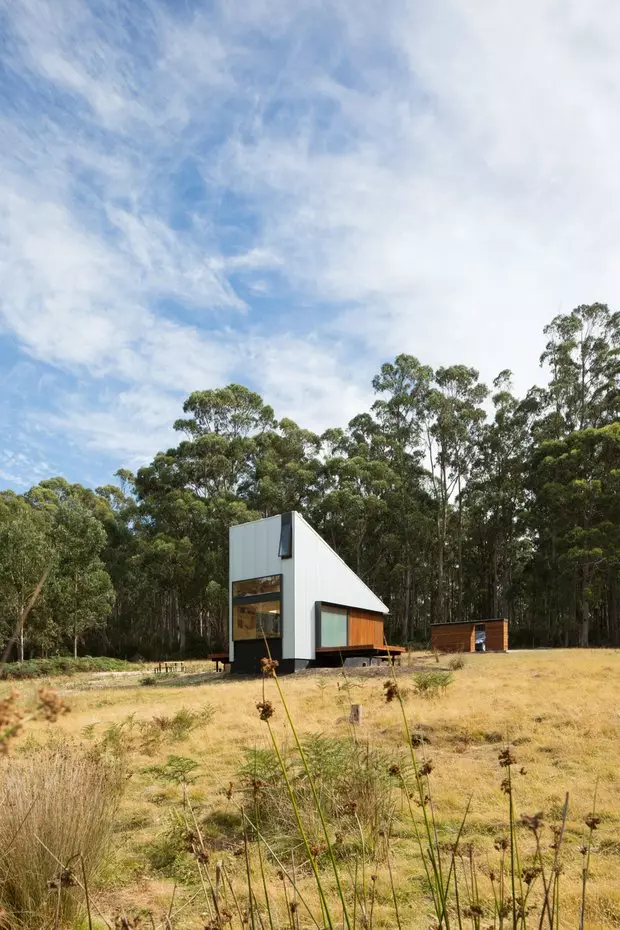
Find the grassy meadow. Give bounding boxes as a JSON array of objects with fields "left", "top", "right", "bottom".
[{"left": 2, "top": 649, "right": 620, "bottom": 929}]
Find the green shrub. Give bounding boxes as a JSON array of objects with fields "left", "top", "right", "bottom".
[
  {"left": 448, "top": 654, "right": 466, "bottom": 671},
  {"left": 239, "top": 733, "right": 393, "bottom": 858},
  {"left": 144, "top": 755, "right": 200, "bottom": 785},
  {"left": 413, "top": 669, "right": 454, "bottom": 698},
  {"left": 146, "top": 811, "right": 196, "bottom": 884},
  {"left": 143, "top": 705, "right": 213, "bottom": 742},
  {"left": 0, "top": 656, "right": 133, "bottom": 680}
]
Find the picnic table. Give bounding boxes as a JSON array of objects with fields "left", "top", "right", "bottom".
[{"left": 152, "top": 660, "right": 186, "bottom": 675}]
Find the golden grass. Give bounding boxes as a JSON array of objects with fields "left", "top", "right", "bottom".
[
  {"left": 0, "top": 743, "right": 123, "bottom": 927},
  {"left": 3, "top": 649, "right": 620, "bottom": 929}
]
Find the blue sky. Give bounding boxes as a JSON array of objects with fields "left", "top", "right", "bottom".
[{"left": 1, "top": 0, "right": 619, "bottom": 490}]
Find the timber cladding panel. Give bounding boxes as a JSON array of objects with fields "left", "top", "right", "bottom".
[
  {"left": 486, "top": 619, "right": 508, "bottom": 652},
  {"left": 431, "top": 622, "right": 475, "bottom": 653},
  {"left": 430, "top": 619, "right": 509, "bottom": 653},
  {"left": 348, "top": 608, "right": 385, "bottom": 647}
]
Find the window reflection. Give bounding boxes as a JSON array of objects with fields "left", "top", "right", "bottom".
[
  {"left": 233, "top": 602, "right": 282, "bottom": 640},
  {"left": 232, "top": 575, "right": 281, "bottom": 598}
]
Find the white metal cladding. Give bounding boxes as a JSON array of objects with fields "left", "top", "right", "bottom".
[
  {"left": 228, "top": 515, "right": 295, "bottom": 661},
  {"left": 292, "top": 512, "right": 388, "bottom": 661},
  {"left": 229, "top": 512, "right": 388, "bottom": 662}
]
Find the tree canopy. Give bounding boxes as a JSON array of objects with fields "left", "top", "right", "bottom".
[{"left": 2, "top": 303, "right": 620, "bottom": 659}]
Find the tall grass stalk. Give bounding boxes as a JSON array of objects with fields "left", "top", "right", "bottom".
[{"left": 265, "top": 661, "right": 353, "bottom": 930}]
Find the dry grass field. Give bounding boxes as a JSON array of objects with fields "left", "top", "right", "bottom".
[{"left": 2, "top": 649, "right": 620, "bottom": 929}]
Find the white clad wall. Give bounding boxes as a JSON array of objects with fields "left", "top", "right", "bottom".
[
  {"left": 293, "top": 513, "right": 388, "bottom": 661},
  {"left": 228, "top": 516, "right": 295, "bottom": 661}
]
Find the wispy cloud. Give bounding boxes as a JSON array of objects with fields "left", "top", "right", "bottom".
[{"left": 1, "top": 0, "right": 619, "bottom": 487}]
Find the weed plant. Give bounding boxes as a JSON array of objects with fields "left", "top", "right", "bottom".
[{"left": 413, "top": 669, "right": 454, "bottom": 698}]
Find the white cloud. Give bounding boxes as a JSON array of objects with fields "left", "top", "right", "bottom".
[{"left": 2, "top": 0, "right": 620, "bottom": 481}]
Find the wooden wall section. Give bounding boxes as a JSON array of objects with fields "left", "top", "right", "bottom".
[
  {"left": 348, "top": 608, "right": 385, "bottom": 647},
  {"left": 486, "top": 619, "right": 508, "bottom": 652},
  {"left": 431, "top": 622, "right": 475, "bottom": 653}
]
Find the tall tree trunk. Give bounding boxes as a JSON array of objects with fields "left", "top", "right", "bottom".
[
  {"left": 492, "top": 541, "right": 500, "bottom": 618},
  {"left": 580, "top": 575, "right": 590, "bottom": 648},
  {"left": 457, "top": 478, "right": 463, "bottom": 621},
  {"left": 74, "top": 631, "right": 78, "bottom": 659},
  {"left": 402, "top": 563, "right": 411, "bottom": 643},
  {"left": 19, "top": 614, "right": 24, "bottom": 663}
]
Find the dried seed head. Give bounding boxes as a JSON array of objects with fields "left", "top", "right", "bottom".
[
  {"left": 383, "top": 680, "right": 399, "bottom": 703},
  {"left": 522, "top": 865, "right": 541, "bottom": 886},
  {"left": 260, "top": 657, "right": 279, "bottom": 677},
  {"left": 256, "top": 700, "right": 274, "bottom": 721},
  {"left": 289, "top": 902, "right": 299, "bottom": 914},
  {"left": 498, "top": 747, "right": 517, "bottom": 768},
  {"left": 37, "top": 687, "right": 70, "bottom": 722},
  {"left": 585, "top": 814, "right": 601, "bottom": 832},
  {"left": 520, "top": 812, "right": 544, "bottom": 833},
  {"left": 419, "top": 759, "right": 434, "bottom": 777},
  {"left": 494, "top": 836, "right": 509, "bottom": 852},
  {"left": 500, "top": 776, "right": 511, "bottom": 795},
  {"left": 47, "top": 869, "right": 76, "bottom": 889},
  {"left": 463, "top": 904, "right": 484, "bottom": 918},
  {"left": 0, "top": 690, "right": 23, "bottom": 755},
  {"left": 388, "top": 763, "right": 401, "bottom": 777}
]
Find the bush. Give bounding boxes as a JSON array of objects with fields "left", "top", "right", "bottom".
[
  {"left": 0, "top": 656, "right": 133, "bottom": 680},
  {"left": 239, "top": 734, "right": 393, "bottom": 858},
  {"left": 0, "top": 744, "right": 123, "bottom": 927},
  {"left": 448, "top": 654, "right": 466, "bottom": 671},
  {"left": 413, "top": 669, "right": 454, "bottom": 698},
  {"left": 142, "top": 706, "right": 214, "bottom": 743}
]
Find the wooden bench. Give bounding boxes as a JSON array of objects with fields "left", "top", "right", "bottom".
[{"left": 207, "top": 652, "right": 230, "bottom": 672}]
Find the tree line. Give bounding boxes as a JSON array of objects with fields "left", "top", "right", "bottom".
[{"left": 2, "top": 302, "right": 620, "bottom": 660}]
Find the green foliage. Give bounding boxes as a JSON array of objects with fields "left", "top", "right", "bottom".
[
  {"left": 146, "top": 810, "right": 197, "bottom": 883},
  {"left": 448, "top": 654, "right": 466, "bottom": 671},
  {"left": 144, "top": 706, "right": 214, "bottom": 742},
  {"left": 0, "top": 655, "right": 132, "bottom": 680},
  {"left": 239, "top": 734, "right": 394, "bottom": 857},
  {"left": 413, "top": 670, "right": 454, "bottom": 698},
  {"left": 144, "top": 755, "right": 200, "bottom": 785},
  {"left": 3, "top": 302, "right": 620, "bottom": 655}
]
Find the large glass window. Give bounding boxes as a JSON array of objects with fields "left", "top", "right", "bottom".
[
  {"left": 232, "top": 575, "right": 281, "bottom": 598},
  {"left": 232, "top": 574, "right": 282, "bottom": 641},
  {"left": 320, "top": 606, "right": 348, "bottom": 647},
  {"left": 233, "top": 602, "right": 282, "bottom": 640}
]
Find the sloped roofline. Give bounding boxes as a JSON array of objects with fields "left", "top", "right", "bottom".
[
  {"left": 295, "top": 512, "right": 389, "bottom": 614},
  {"left": 229, "top": 511, "right": 389, "bottom": 614}
]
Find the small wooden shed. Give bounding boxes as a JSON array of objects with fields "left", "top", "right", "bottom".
[{"left": 430, "top": 619, "right": 508, "bottom": 653}]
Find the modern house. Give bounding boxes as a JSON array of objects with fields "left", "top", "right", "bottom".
[
  {"left": 228, "top": 511, "right": 399, "bottom": 674},
  {"left": 430, "top": 619, "right": 508, "bottom": 653}
]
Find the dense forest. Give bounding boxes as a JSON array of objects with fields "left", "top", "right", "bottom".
[{"left": 2, "top": 302, "right": 620, "bottom": 660}]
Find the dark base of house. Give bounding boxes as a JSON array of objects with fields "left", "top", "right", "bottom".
[{"left": 221, "top": 642, "right": 405, "bottom": 675}]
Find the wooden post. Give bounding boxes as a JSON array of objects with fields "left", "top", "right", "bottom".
[{"left": 349, "top": 704, "right": 363, "bottom": 725}]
